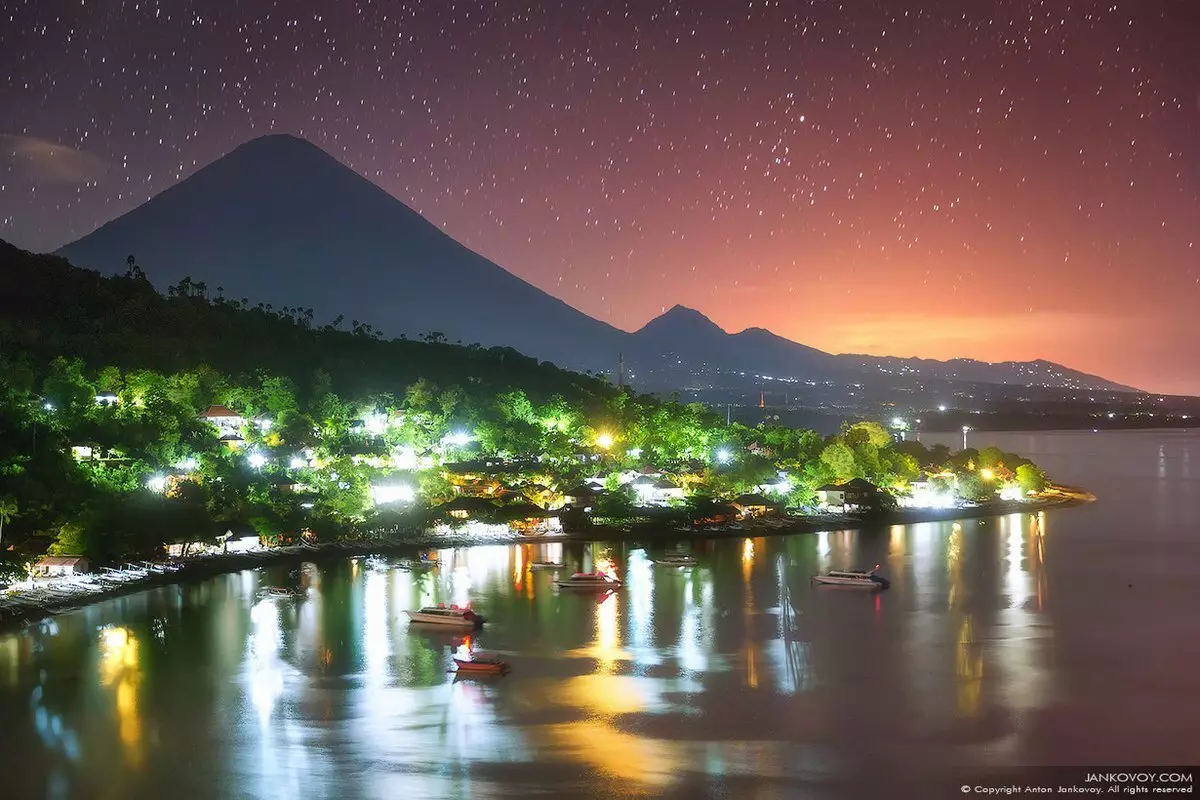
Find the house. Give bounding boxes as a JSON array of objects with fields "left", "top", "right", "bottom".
[
  {"left": 632, "top": 476, "right": 684, "bottom": 506},
  {"left": 694, "top": 503, "right": 740, "bottom": 526},
  {"left": 436, "top": 496, "right": 501, "bottom": 520},
  {"left": 218, "top": 433, "right": 245, "bottom": 450},
  {"left": 816, "top": 479, "right": 886, "bottom": 511},
  {"left": 94, "top": 392, "right": 120, "bottom": 406},
  {"left": 219, "top": 524, "right": 262, "bottom": 554},
  {"left": 732, "top": 493, "right": 777, "bottom": 518},
  {"left": 498, "top": 502, "right": 562, "bottom": 534},
  {"left": 563, "top": 484, "right": 603, "bottom": 507},
  {"left": 200, "top": 405, "right": 245, "bottom": 435},
  {"left": 34, "top": 555, "right": 89, "bottom": 577}
]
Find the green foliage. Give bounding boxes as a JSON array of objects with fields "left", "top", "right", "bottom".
[
  {"left": 1016, "top": 463, "right": 1049, "bottom": 493},
  {"left": 819, "top": 442, "right": 858, "bottom": 482}
]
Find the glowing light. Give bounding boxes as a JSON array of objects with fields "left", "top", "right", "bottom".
[
  {"left": 371, "top": 483, "right": 414, "bottom": 505},
  {"left": 980, "top": 468, "right": 995, "bottom": 481},
  {"left": 145, "top": 474, "right": 167, "bottom": 493},
  {"left": 999, "top": 486, "right": 1022, "bottom": 501},
  {"left": 442, "top": 430, "right": 473, "bottom": 447},
  {"left": 247, "top": 451, "right": 267, "bottom": 469},
  {"left": 595, "top": 432, "right": 614, "bottom": 450},
  {"left": 742, "top": 538, "right": 754, "bottom": 564},
  {"left": 627, "top": 447, "right": 642, "bottom": 458},
  {"left": 43, "top": 402, "right": 55, "bottom": 411},
  {"left": 716, "top": 448, "right": 732, "bottom": 464},
  {"left": 938, "top": 404, "right": 947, "bottom": 412},
  {"left": 391, "top": 446, "right": 417, "bottom": 470},
  {"left": 962, "top": 425, "right": 971, "bottom": 433},
  {"left": 363, "top": 412, "right": 388, "bottom": 436},
  {"left": 289, "top": 456, "right": 306, "bottom": 470}
]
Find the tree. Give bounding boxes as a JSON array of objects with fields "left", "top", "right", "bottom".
[
  {"left": 819, "top": 442, "right": 858, "bottom": 482},
  {"left": 1016, "top": 464, "right": 1049, "bottom": 493},
  {"left": 0, "top": 497, "right": 16, "bottom": 550}
]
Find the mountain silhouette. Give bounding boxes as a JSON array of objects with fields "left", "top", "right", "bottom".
[
  {"left": 58, "top": 134, "right": 624, "bottom": 370},
  {"left": 58, "top": 134, "right": 1135, "bottom": 394}
]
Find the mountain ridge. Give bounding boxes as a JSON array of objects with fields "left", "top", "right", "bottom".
[{"left": 56, "top": 133, "right": 1139, "bottom": 395}]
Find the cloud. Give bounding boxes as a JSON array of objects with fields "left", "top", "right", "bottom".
[{"left": 0, "top": 134, "right": 112, "bottom": 184}]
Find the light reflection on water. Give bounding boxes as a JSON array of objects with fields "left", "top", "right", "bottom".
[{"left": 5, "top": 428, "right": 1200, "bottom": 798}]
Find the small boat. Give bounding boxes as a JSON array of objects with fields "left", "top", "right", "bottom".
[
  {"left": 260, "top": 586, "right": 304, "bottom": 599},
  {"left": 405, "top": 603, "right": 486, "bottom": 627},
  {"left": 453, "top": 652, "right": 509, "bottom": 674},
  {"left": 555, "top": 572, "right": 623, "bottom": 590},
  {"left": 653, "top": 553, "right": 697, "bottom": 567},
  {"left": 811, "top": 565, "right": 890, "bottom": 590},
  {"left": 530, "top": 561, "right": 564, "bottom": 569}
]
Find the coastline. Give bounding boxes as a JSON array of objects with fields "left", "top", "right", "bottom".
[{"left": 0, "top": 489, "right": 1093, "bottom": 634}]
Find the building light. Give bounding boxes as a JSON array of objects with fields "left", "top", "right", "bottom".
[
  {"left": 716, "top": 449, "right": 732, "bottom": 464},
  {"left": 442, "top": 431, "right": 472, "bottom": 447},
  {"left": 289, "top": 456, "right": 307, "bottom": 470},
  {"left": 146, "top": 474, "right": 167, "bottom": 493},
  {"left": 371, "top": 484, "right": 414, "bottom": 505},
  {"left": 595, "top": 433, "right": 614, "bottom": 450},
  {"left": 247, "top": 451, "right": 268, "bottom": 469}
]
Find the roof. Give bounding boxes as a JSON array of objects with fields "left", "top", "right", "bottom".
[
  {"left": 36, "top": 555, "right": 87, "bottom": 566},
  {"left": 733, "top": 493, "right": 774, "bottom": 506},
  {"left": 438, "top": 496, "right": 501, "bottom": 513},
  {"left": 816, "top": 483, "right": 845, "bottom": 492},
  {"left": 653, "top": 479, "right": 681, "bottom": 490},
  {"left": 499, "top": 502, "right": 553, "bottom": 519},
  {"left": 563, "top": 484, "right": 600, "bottom": 497},
  {"left": 201, "top": 404, "right": 241, "bottom": 418},
  {"left": 845, "top": 478, "right": 881, "bottom": 491}
]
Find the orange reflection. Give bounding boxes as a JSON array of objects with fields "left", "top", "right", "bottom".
[
  {"left": 956, "top": 615, "right": 983, "bottom": 718},
  {"left": 98, "top": 626, "right": 143, "bottom": 768}
]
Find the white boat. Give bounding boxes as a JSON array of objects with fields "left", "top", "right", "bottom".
[
  {"left": 653, "top": 553, "right": 697, "bottom": 567},
  {"left": 530, "top": 561, "right": 564, "bottom": 569},
  {"left": 554, "top": 572, "right": 622, "bottom": 590},
  {"left": 812, "top": 565, "right": 890, "bottom": 590},
  {"left": 405, "top": 603, "right": 486, "bottom": 627},
  {"left": 260, "top": 586, "right": 304, "bottom": 599}
]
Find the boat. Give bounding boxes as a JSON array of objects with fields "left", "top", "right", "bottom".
[
  {"left": 453, "top": 652, "right": 509, "bottom": 674},
  {"left": 404, "top": 603, "right": 486, "bottom": 627},
  {"left": 653, "top": 553, "right": 697, "bottom": 567},
  {"left": 554, "top": 571, "right": 623, "bottom": 590},
  {"left": 811, "top": 565, "right": 890, "bottom": 590},
  {"left": 530, "top": 561, "right": 564, "bottom": 569},
  {"left": 260, "top": 586, "right": 304, "bottom": 599}
]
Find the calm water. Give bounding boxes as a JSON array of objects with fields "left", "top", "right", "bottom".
[{"left": 2, "top": 429, "right": 1198, "bottom": 799}]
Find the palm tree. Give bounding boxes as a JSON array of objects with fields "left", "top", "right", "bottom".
[{"left": 0, "top": 498, "right": 17, "bottom": 551}]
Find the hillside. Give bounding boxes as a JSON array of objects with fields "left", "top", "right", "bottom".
[{"left": 0, "top": 239, "right": 615, "bottom": 406}]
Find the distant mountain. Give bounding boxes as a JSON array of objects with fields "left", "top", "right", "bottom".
[
  {"left": 56, "top": 134, "right": 1137, "bottom": 396},
  {"left": 628, "top": 305, "right": 838, "bottom": 379},
  {"left": 627, "top": 305, "right": 1137, "bottom": 394},
  {"left": 57, "top": 134, "right": 624, "bottom": 371}
]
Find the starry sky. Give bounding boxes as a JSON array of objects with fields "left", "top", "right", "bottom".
[{"left": 2, "top": 0, "right": 1198, "bottom": 394}]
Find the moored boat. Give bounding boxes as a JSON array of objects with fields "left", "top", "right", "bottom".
[
  {"left": 260, "top": 586, "right": 304, "bottom": 599},
  {"left": 530, "top": 561, "right": 564, "bottom": 569},
  {"left": 554, "top": 571, "right": 622, "bottom": 590},
  {"left": 811, "top": 565, "right": 890, "bottom": 590},
  {"left": 453, "top": 652, "right": 509, "bottom": 674},
  {"left": 405, "top": 603, "right": 486, "bottom": 627},
  {"left": 653, "top": 553, "right": 697, "bottom": 567}
]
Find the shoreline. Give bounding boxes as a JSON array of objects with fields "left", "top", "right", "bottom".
[{"left": 0, "top": 491, "right": 1092, "bottom": 634}]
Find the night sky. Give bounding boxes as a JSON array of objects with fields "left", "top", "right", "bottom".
[{"left": 2, "top": 1, "right": 1197, "bottom": 393}]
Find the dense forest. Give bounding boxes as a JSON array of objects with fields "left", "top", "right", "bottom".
[{"left": 0, "top": 241, "right": 1049, "bottom": 579}]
